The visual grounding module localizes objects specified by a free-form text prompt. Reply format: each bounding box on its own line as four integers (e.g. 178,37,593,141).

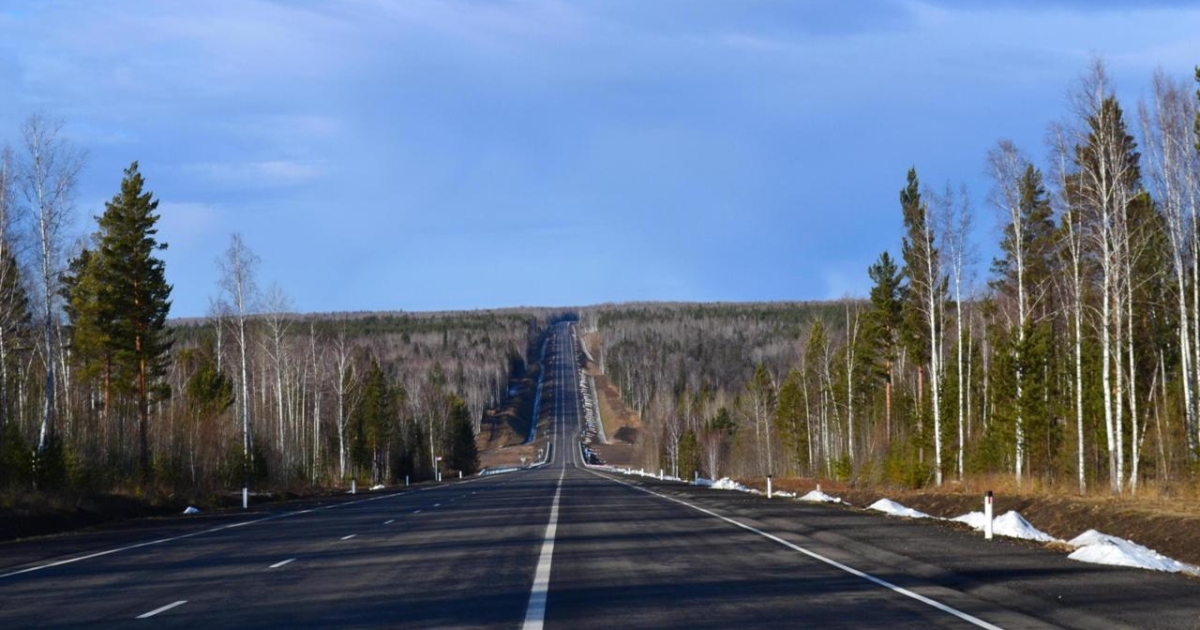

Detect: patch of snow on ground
182,506,200,515
371,484,385,490
951,511,990,530
711,477,752,492
1067,530,1200,575
773,490,796,498
798,490,844,504
868,498,931,519
951,510,1059,542
693,477,714,487
616,468,682,482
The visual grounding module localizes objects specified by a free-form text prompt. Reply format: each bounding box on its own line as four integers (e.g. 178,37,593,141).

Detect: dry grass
737,474,1200,567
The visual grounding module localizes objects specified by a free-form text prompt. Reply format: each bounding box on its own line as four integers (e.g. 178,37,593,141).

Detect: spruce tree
445,394,479,475
95,162,173,480
865,251,905,438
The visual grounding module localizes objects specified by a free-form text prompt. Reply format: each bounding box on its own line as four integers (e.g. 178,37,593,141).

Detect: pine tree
775,368,808,474
94,162,173,479
445,393,479,475
865,251,905,439
899,167,948,483
353,356,393,483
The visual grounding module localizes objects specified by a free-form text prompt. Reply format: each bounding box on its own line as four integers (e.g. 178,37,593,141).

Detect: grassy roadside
737,476,1200,568
0,484,359,543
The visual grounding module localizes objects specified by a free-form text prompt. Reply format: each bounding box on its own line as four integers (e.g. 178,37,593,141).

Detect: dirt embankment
744,476,1200,567
580,331,641,467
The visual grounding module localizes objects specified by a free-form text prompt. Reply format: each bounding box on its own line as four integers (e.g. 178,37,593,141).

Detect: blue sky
1,1,1198,317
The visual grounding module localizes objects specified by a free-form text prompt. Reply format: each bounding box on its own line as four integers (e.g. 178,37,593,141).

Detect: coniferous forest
587,61,1200,496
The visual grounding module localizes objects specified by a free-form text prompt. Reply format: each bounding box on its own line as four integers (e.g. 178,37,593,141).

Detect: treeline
0,115,551,498
588,61,1200,496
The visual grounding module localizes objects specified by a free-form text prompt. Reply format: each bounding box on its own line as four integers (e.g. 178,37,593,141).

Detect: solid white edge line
136,600,187,619
522,467,565,630
268,558,296,569
594,472,1004,630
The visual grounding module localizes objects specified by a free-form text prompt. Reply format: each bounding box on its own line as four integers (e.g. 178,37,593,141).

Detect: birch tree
988,142,1055,484
216,233,259,501
17,115,82,455
935,184,973,480
1049,122,1089,493
1139,70,1198,453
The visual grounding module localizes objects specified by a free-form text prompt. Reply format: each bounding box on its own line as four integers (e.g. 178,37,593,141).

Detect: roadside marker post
767,475,774,499
351,479,356,495
984,490,994,540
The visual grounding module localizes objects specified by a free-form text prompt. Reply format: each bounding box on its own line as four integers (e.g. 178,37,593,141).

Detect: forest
586,61,1200,497
3,57,1200,507
0,123,554,502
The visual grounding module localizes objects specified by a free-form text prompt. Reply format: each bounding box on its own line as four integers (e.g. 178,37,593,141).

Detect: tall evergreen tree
445,393,479,475
95,162,173,479
865,251,905,438
899,167,949,483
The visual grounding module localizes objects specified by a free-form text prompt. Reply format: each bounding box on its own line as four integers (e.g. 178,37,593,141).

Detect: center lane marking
136,600,187,619
269,558,296,569
522,467,566,630
341,534,356,541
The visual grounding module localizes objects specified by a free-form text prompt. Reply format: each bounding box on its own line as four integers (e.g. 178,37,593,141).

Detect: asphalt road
2,321,1200,628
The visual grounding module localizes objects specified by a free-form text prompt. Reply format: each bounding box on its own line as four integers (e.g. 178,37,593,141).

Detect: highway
3,321,1200,628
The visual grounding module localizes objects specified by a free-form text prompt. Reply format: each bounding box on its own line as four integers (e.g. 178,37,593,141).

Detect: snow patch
951,510,1059,542
798,490,844,504
1067,530,1200,575
773,490,796,498
692,477,714,487
371,484,385,491
951,511,990,530
711,477,753,492
182,506,200,515
868,498,931,519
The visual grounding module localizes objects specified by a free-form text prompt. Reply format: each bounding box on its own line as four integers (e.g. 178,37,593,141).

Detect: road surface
2,321,1199,628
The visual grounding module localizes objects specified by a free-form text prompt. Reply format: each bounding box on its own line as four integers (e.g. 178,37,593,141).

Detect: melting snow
182,506,200,515
868,498,932,519
1067,530,1200,575
798,490,844,504
371,484,385,490
711,478,754,492
951,510,1060,542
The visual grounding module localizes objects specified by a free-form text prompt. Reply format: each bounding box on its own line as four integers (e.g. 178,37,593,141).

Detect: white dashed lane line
341,534,356,541
384,519,395,525
269,558,296,569
136,600,187,619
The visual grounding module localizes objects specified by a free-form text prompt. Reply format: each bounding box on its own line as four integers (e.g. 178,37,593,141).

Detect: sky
0,0,1198,317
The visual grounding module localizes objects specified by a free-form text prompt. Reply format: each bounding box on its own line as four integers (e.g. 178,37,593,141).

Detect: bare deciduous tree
17,114,82,454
